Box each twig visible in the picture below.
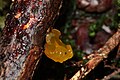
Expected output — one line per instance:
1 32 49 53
101 69 120 80
70 29 120 80
116 44 120 59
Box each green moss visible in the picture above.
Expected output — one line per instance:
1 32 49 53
0 16 5 28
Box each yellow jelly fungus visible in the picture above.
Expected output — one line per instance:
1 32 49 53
44 29 73 63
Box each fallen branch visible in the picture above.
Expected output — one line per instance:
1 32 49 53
70 29 120 80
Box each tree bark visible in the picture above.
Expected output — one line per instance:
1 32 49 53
0 0 62 80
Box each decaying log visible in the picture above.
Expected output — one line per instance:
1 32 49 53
71 29 120 80
0 0 62 80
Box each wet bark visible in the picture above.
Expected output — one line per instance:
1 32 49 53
0 0 62 80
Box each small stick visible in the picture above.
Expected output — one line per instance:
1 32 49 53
70 29 120 80
101 68 120 80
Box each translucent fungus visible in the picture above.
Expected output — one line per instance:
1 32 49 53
44 29 73 63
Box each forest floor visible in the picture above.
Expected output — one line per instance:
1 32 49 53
0 0 120 80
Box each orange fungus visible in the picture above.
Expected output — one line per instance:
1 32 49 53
44 29 73 63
